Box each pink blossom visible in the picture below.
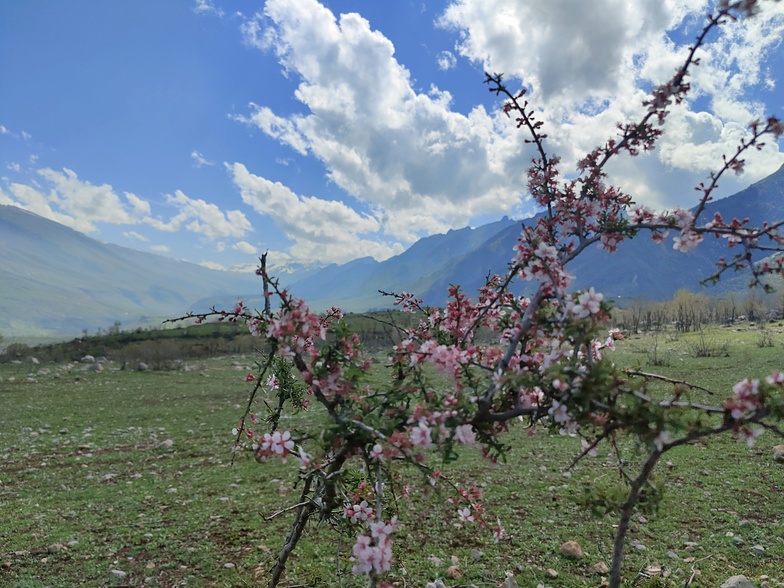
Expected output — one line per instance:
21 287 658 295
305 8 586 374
247 318 263 337
409 420 434 449
457 507 474 523
453 424 476 446
673 231 703 252
344 500 374 524
581 438 598 457
765 371 784 385
258 430 295 461
570 288 604 319
369 443 385 461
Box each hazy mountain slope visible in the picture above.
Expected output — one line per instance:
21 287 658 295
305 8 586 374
0 205 260 336
296 164 784 309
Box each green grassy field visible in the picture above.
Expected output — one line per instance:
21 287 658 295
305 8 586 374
1 325 783 587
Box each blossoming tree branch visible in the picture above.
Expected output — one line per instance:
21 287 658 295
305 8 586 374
172 2 784 586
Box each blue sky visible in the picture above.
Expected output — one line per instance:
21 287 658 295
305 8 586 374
1 0 783 274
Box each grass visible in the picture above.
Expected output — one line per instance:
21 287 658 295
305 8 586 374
1 325 783 587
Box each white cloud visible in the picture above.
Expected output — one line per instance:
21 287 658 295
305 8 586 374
193 0 223 17
0 125 8 135
148 189 252 241
199 260 227 270
35 168 146 230
229 162 404 263
436 0 784 209
151 244 170 253
191 150 215 167
6 162 20 172
233 240 258 255
437 50 456 71
124 231 148 242
1 168 149 233
237 0 534 245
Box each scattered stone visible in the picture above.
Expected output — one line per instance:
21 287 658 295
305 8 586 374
110 570 127 578
666 550 679 559
560 540 583 559
46 544 65 554
501 574 519 588
425 581 447 588
138 362 149 372
738 519 752 527
80 355 95 363
589 561 610 574
720 576 755 588
427 555 444 566
470 548 484 560
545 568 558 578
774 445 784 463
223 563 235 568
731 536 745 547
446 564 462 579
750 544 766 554
157 439 175 450
101 473 117 481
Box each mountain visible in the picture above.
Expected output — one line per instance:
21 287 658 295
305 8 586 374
0 205 261 337
2 164 783 338
288 164 784 310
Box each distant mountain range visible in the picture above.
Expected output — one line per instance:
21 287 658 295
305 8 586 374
2 163 783 338
280 163 784 311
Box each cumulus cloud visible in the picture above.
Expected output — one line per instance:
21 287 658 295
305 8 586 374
233 240 258 255
199 260 227 270
437 50 456 71
236 0 532 245
1 168 149 233
229 162 404 263
151 244 170 253
147 189 252 240
437 0 784 207
234 0 784 258
1 167 253 255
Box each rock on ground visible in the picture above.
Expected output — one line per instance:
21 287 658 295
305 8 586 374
560 540 583 559
720 576 755 588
